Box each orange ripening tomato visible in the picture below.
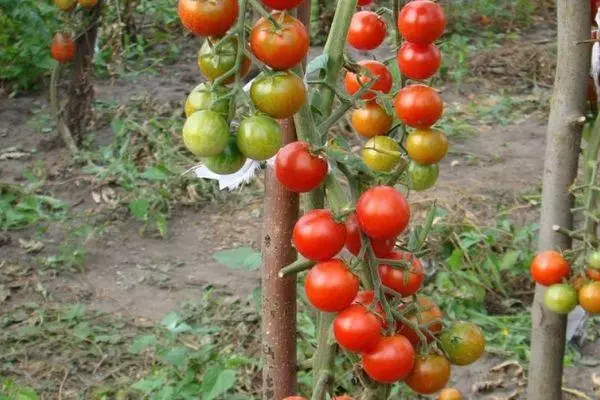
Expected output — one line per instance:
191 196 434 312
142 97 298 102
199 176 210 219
78 0 98 8
439 388 463 400
405 129 448 165
178 0 238 37
405 354 451 395
579 281 600 314
530 250 570 286
51 33 76 63
54 0 77 11
351 102 393 138
344 60 393 100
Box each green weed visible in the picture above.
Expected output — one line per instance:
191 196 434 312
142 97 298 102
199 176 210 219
0 184 67 231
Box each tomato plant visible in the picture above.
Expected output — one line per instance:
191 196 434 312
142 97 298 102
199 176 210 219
305 259 359 312
351 102 393 138
344 60 393 100
394 84 443 129
250 72 306 119
347 11 387 51
292 209 346 261
405 354 451 395
397 42 441 81
236 115 282 161
178 0 239 37
361 335 416 383
51 32 75 63
334 304 383 353
530 250 571 286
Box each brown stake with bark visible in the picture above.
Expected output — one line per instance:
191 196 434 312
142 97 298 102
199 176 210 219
261 3 311 398
527 1 590 399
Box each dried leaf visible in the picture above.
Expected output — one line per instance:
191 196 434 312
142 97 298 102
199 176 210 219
18 238 44 254
593 373 600 387
472 378 504 393
101 187 118 205
490 360 524 376
92 191 102 203
489 391 519 400
562 387 593 400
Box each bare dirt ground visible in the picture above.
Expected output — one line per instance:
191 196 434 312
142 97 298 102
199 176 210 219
1 28 599 398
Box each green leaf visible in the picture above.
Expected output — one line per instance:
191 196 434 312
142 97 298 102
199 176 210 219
132 378 163 393
129 334 157 354
306 54 329 75
201 367 236 400
141 166 169 181
129 199 150 220
213 247 262 271
161 312 192 333
500 250 520 271
65 304 85 321
446 248 464 270
111 118 125 135
162 347 188 368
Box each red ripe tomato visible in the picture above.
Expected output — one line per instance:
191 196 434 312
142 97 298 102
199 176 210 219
51 32 75 63
397 296 443 346
344 60 393 100
378 251 424 296
347 11 387 51
398 0 446 44
305 259 359 312
405 354 451 394
293 209 346 261
588 267 600 281
250 13 309 71
530 250 570 286
275 141 328 193
334 304 383 353
178 0 238 37
397 42 441 80
358 0 373 5
262 0 304 10
394 84 443 129
345 213 396 258
356 186 410 240
361 335 416 383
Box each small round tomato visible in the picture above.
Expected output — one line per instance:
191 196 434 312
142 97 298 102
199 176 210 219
178 0 238 37
293 209 346 261
543 284 578 314
351 102 393 138
305 259 359 312
333 396 353 400
588 267 600 281
579 281 600 314
344 60 393 100
361 335 416 383
394 85 443 129
275 141 328 193
440 321 485 366
358 0 373 5
334 304 383 353
587 251 600 269
405 354 451 395
397 42 441 80
378 251 424 297
185 83 230 118
236 115 282 161
250 71 306 119
54 0 76 11
78 0 98 8
397 296 443 346
439 388 463 400
361 136 402 172
250 13 309 70
347 11 387 51
530 250 570 286
398 0 446 44
262 0 303 9
345 213 396 258
408 161 439 191
204 135 246 175
356 186 410 239
183 110 229 157
405 129 448 165
198 38 250 83
51 33 75 63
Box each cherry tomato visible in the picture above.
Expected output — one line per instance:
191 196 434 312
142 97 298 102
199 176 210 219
398 0 446 44
236 115 282 161
334 304 383 353
198 38 251 84
361 136 402 172
275 141 328 193
405 354 451 395
440 321 485 366
397 42 441 80
358 0 373 5
262 0 303 10
178 0 238 37
51 33 75 63
579 282 600 314
204 135 246 175
587 251 600 269
250 71 306 119
439 388 463 400
78 0 98 8
543 283 578 314
250 13 309 70
293 209 346 261
54 0 76 11
588 267 600 281
183 110 229 157
397 296 443 346
347 11 387 51
351 102 393 138
356 186 410 240
378 251 424 297
305 259 359 312
361 335 416 383
344 60 393 100
185 83 230 118
405 129 448 165
345 213 396 258
530 250 570 286
394 84 443 129
408 161 439 191
333 396 353 400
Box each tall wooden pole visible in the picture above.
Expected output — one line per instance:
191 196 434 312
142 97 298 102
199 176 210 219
527 1 590 399
261 3 311 399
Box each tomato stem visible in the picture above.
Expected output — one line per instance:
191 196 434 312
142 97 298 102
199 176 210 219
278 258 315 278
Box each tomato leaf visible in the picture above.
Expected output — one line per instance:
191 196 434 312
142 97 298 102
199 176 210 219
306 54 329 75
129 334 157 354
213 247 262 271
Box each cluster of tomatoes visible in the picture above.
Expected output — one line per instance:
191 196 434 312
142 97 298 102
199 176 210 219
50 0 99 63
530 250 600 315
180 0 311 175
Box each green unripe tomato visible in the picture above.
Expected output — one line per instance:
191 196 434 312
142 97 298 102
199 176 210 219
185 84 230 118
182 110 229 157
408 161 439 191
204 135 247 175
250 71 306 119
587 251 600 270
360 136 402 172
543 284 578 314
236 115 282 161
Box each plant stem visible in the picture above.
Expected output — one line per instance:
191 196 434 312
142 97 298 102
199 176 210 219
279 259 316 278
